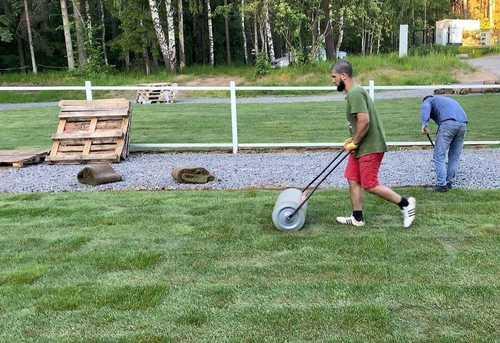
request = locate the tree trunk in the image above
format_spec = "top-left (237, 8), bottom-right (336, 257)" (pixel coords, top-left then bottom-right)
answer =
top-left (240, 0), bottom-right (248, 64)
top-left (207, 0), bottom-right (214, 66)
top-left (259, 21), bottom-right (267, 56)
top-left (23, 0), bottom-right (37, 74)
top-left (60, 0), bottom-right (75, 70)
top-left (263, 0), bottom-right (274, 60)
top-left (336, 7), bottom-right (344, 57)
top-left (72, 0), bottom-right (87, 67)
top-left (152, 46), bottom-right (159, 69)
top-left (16, 36), bottom-right (26, 69)
top-left (321, 0), bottom-right (335, 59)
top-left (224, 0), bottom-right (231, 64)
top-left (165, 0), bottom-right (176, 72)
top-left (125, 50), bottom-right (130, 71)
top-left (253, 14), bottom-right (259, 55)
top-left (148, 0), bottom-right (170, 68)
top-left (143, 46), bottom-right (151, 75)
top-left (98, 0), bottom-right (108, 65)
top-left (178, 0), bottom-right (186, 70)
top-left (85, 0), bottom-right (93, 43)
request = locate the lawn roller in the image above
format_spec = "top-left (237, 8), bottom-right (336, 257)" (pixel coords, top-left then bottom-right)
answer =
top-left (272, 149), bottom-right (349, 232)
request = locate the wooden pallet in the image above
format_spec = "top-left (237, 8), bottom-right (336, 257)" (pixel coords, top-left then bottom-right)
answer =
top-left (46, 99), bottom-right (132, 164)
top-left (0, 150), bottom-right (48, 168)
top-left (136, 83), bottom-right (177, 104)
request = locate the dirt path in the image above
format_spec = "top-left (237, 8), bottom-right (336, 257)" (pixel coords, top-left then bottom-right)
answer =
top-left (458, 55), bottom-right (500, 82)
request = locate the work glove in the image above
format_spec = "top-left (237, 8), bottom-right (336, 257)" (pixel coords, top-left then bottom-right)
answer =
top-left (343, 137), bottom-right (353, 145)
top-left (343, 138), bottom-right (358, 153)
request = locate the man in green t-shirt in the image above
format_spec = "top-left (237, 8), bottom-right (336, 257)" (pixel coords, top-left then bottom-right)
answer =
top-left (331, 60), bottom-right (416, 229)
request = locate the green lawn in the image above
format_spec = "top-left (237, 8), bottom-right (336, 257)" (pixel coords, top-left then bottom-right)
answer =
top-left (0, 189), bottom-right (499, 341)
top-left (1, 94), bottom-right (499, 150)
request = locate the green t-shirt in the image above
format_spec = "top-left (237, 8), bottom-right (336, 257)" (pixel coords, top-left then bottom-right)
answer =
top-left (345, 85), bottom-right (387, 158)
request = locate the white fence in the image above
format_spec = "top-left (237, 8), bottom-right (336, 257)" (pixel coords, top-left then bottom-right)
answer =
top-left (1, 81), bottom-right (499, 153)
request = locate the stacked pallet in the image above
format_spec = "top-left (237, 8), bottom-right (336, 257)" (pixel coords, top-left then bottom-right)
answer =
top-left (136, 83), bottom-right (177, 104)
top-left (47, 99), bottom-right (132, 164)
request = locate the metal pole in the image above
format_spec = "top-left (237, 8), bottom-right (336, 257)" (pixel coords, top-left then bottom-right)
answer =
top-left (369, 80), bottom-right (375, 101)
top-left (85, 81), bottom-right (93, 101)
top-left (230, 81), bottom-right (238, 154)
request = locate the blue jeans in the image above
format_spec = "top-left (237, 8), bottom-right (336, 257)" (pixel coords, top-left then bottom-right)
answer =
top-left (433, 121), bottom-right (467, 187)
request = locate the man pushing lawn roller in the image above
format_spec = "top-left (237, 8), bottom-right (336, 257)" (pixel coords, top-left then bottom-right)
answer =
top-left (332, 60), bottom-right (416, 229)
top-left (272, 61), bottom-right (416, 231)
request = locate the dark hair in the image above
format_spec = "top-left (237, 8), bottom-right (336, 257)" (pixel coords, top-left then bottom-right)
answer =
top-left (332, 60), bottom-right (353, 77)
top-left (423, 95), bottom-right (433, 102)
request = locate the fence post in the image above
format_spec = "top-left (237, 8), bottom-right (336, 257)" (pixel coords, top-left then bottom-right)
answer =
top-left (230, 81), bottom-right (238, 154)
top-left (369, 80), bottom-right (375, 101)
top-left (85, 81), bottom-right (93, 101)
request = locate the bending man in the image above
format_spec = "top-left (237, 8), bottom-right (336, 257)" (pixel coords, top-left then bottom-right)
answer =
top-left (421, 95), bottom-right (468, 192)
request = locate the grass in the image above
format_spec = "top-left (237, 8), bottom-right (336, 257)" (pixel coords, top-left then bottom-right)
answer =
top-left (1, 94), bottom-right (499, 150)
top-left (0, 189), bottom-right (499, 340)
top-left (0, 52), bottom-right (476, 103)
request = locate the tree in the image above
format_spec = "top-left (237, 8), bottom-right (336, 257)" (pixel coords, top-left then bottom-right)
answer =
top-left (240, 0), bottom-right (248, 64)
top-left (148, 0), bottom-right (170, 69)
top-left (72, 0), bottom-right (87, 67)
top-left (263, 0), bottom-right (274, 61)
top-left (165, 0), bottom-right (177, 71)
top-left (59, 0), bottom-right (75, 70)
top-left (178, 0), bottom-right (186, 69)
top-left (207, 0), bottom-right (214, 66)
top-left (98, 0), bottom-right (108, 65)
top-left (23, 0), bottom-right (37, 74)
top-left (224, 0), bottom-right (231, 64)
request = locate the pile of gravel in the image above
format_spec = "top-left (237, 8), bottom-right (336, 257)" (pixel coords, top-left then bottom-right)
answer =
top-left (0, 149), bottom-right (498, 194)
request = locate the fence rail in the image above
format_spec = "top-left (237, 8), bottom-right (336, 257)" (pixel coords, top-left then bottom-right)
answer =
top-left (1, 81), bottom-right (499, 153)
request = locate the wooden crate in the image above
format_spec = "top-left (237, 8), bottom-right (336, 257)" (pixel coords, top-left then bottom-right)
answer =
top-left (0, 150), bottom-right (48, 168)
top-left (136, 83), bottom-right (177, 104)
top-left (46, 99), bottom-right (132, 164)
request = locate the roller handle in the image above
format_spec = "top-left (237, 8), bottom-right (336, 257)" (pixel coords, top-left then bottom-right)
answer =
top-left (426, 133), bottom-right (435, 148)
top-left (302, 149), bottom-right (345, 192)
top-left (287, 150), bottom-right (349, 220)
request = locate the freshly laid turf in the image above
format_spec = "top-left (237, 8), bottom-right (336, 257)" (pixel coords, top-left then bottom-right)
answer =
top-left (0, 189), bottom-right (499, 341)
top-left (1, 94), bottom-right (499, 150)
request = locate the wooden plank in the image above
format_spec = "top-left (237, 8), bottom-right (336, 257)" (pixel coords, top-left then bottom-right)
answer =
top-left (47, 153), bottom-right (120, 162)
top-left (59, 99), bottom-right (130, 108)
top-left (59, 111), bottom-right (129, 119)
top-left (58, 138), bottom-right (118, 145)
top-left (52, 130), bottom-right (123, 140)
top-left (83, 118), bottom-right (98, 156)
top-left (97, 120), bottom-right (123, 130)
top-left (58, 145), bottom-right (85, 152)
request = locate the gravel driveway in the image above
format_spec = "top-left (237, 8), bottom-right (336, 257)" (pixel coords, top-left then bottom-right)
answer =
top-left (1, 149), bottom-right (498, 194)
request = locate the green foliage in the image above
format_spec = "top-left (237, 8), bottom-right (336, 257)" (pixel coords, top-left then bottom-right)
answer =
top-left (254, 52), bottom-right (271, 77)
top-left (0, 15), bottom-right (14, 43)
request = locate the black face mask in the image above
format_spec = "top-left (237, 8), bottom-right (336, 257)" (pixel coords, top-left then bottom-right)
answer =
top-left (337, 80), bottom-right (346, 92)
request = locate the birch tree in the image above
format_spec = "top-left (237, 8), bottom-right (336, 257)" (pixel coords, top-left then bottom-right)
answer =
top-left (263, 0), bottom-right (274, 61)
top-left (165, 0), bottom-right (176, 71)
top-left (72, 0), bottom-right (86, 67)
top-left (240, 0), bottom-right (248, 64)
top-left (178, 0), bottom-right (186, 69)
top-left (23, 0), bottom-right (37, 73)
top-left (60, 0), bottom-right (75, 70)
top-left (148, 0), bottom-right (170, 68)
top-left (207, 0), bottom-right (214, 66)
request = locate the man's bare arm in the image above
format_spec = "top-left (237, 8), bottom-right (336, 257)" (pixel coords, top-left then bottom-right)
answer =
top-left (353, 112), bottom-right (370, 145)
